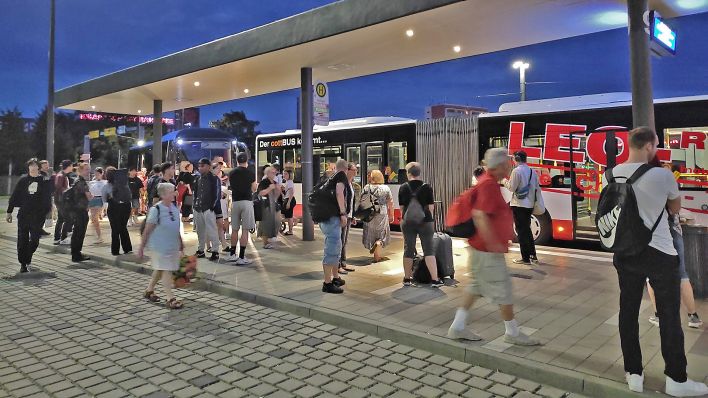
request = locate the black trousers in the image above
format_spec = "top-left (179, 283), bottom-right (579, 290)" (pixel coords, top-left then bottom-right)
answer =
top-left (70, 210), bottom-right (89, 259)
top-left (54, 208), bottom-right (73, 241)
top-left (17, 213), bottom-right (44, 266)
top-left (107, 202), bottom-right (132, 255)
top-left (512, 206), bottom-right (536, 261)
top-left (615, 246), bottom-right (686, 382)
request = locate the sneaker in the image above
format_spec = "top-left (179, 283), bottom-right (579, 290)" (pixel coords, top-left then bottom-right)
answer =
top-left (403, 278), bottom-right (413, 287)
top-left (236, 257), bottom-right (253, 265)
top-left (665, 377), bottom-right (708, 397)
top-left (512, 258), bottom-right (531, 265)
top-left (53, 240), bottom-right (60, 245)
top-left (625, 372), bottom-right (644, 393)
top-left (529, 256), bottom-right (541, 265)
top-left (59, 238), bottom-right (71, 245)
top-left (195, 251), bottom-right (206, 258)
top-left (648, 315), bottom-right (660, 327)
top-left (322, 282), bottom-right (343, 294)
top-left (72, 255), bottom-right (91, 263)
top-left (688, 314), bottom-right (703, 329)
top-left (332, 277), bottom-right (346, 287)
top-left (19, 264), bottom-right (28, 273)
top-left (40, 230), bottom-right (51, 236)
top-left (225, 254), bottom-right (239, 262)
top-left (337, 266), bottom-right (348, 275)
top-left (503, 332), bottom-right (541, 346)
top-left (209, 252), bottom-right (219, 262)
top-left (222, 246), bottom-right (231, 253)
top-left (447, 326), bottom-right (482, 341)
top-left (431, 279), bottom-right (444, 288)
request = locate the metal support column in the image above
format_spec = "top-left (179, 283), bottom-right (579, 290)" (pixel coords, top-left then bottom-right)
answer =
top-left (153, 100), bottom-right (163, 165)
top-left (300, 67), bottom-right (315, 241)
top-left (627, 0), bottom-right (655, 130)
top-left (46, 0), bottom-right (55, 170)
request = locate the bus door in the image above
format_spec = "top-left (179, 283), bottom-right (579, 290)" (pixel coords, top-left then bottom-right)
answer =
top-left (363, 142), bottom-right (384, 181)
top-left (313, 145), bottom-right (341, 177)
top-left (344, 144), bottom-right (362, 184)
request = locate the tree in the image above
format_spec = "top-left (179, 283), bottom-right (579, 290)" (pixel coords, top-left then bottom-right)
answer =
top-left (209, 111), bottom-right (260, 155)
top-left (0, 108), bottom-right (33, 175)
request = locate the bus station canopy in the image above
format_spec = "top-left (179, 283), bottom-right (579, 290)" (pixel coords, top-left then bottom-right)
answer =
top-left (55, 0), bottom-right (708, 115)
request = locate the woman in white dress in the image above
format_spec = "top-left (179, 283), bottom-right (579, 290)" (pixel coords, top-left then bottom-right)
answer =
top-left (362, 170), bottom-right (394, 263)
top-left (138, 182), bottom-right (185, 309)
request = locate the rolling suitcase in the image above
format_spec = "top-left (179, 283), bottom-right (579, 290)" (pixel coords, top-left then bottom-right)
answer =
top-left (433, 232), bottom-right (455, 279)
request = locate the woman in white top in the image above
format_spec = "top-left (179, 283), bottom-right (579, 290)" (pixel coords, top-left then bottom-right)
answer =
top-left (88, 167), bottom-right (107, 244)
top-left (138, 182), bottom-right (184, 309)
top-left (280, 170), bottom-right (296, 235)
top-left (362, 170), bottom-right (394, 263)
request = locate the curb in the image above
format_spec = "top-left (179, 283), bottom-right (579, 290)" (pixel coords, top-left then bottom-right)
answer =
top-left (1, 234), bottom-right (644, 398)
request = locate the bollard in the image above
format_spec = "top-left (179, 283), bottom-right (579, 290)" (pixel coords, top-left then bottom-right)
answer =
top-left (683, 224), bottom-right (708, 299)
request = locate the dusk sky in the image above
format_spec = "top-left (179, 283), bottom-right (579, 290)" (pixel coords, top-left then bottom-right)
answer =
top-left (2, 1), bottom-right (707, 133)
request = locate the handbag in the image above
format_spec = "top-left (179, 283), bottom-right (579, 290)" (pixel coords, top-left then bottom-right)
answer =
top-left (354, 186), bottom-right (381, 222)
top-left (532, 185), bottom-right (546, 216)
top-left (182, 194), bottom-right (193, 207)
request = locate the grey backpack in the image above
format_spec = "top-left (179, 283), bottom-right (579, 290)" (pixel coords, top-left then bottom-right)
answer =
top-left (403, 184), bottom-right (426, 224)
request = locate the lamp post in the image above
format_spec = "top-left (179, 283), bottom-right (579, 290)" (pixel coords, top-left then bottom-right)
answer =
top-left (512, 61), bottom-right (530, 101)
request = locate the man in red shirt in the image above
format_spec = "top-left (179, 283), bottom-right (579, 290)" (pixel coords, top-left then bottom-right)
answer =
top-left (446, 148), bottom-right (540, 346)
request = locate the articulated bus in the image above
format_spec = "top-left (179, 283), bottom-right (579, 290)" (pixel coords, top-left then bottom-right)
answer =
top-left (255, 93), bottom-right (708, 245)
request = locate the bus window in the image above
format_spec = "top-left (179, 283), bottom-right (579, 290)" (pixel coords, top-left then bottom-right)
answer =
top-left (284, 148), bottom-right (302, 183)
top-left (366, 144), bottom-right (383, 175)
top-left (345, 145), bottom-right (361, 184)
top-left (314, 145), bottom-right (341, 176)
top-left (387, 142), bottom-right (407, 184)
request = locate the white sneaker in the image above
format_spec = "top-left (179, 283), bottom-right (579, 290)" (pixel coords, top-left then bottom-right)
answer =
top-left (59, 238), bottom-right (71, 245)
top-left (225, 254), bottom-right (239, 262)
top-left (512, 258), bottom-right (531, 265)
top-left (447, 326), bottom-right (482, 341)
top-left (665, 377), bottom-right (708, 397)
top-left (625, 372), bottom-right (644, 393)
top-left (236, 257), bottom-right (253, 265)
top-left (503, 332), bottom-right (541, 346)
top-left (688, 314), bottom-right (703, 329)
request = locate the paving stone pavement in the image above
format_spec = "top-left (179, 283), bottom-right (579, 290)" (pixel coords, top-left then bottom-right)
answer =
top-left (0, 239), bottom-right (584, 398)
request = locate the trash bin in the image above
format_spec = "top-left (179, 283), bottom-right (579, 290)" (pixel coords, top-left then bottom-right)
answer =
top-left (683, 224), bottom-right (708, 299)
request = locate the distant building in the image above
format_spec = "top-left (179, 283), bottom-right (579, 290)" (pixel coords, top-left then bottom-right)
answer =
top-left (425, 104), bottom-right (487, 119)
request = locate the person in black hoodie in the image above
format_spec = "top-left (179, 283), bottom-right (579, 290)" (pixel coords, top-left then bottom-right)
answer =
top-left (6, 158), bottom-right (52, 273)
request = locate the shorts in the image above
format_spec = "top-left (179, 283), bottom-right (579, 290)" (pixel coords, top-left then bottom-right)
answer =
top-left (281, 197), bottom-right (296, 219)
top-left (88, 197), bottom-right (103, 208)
top-left (401, 220), bottom-right (434, 258)
top-left (319, 216), bottom-right (342, 266)
top-left (231, 200), bottom-right (256, 231)
top-left (467, 248), bottom-right (513, 305)
top-left (150, 251), bottom-right (180, 272)
top-left (131, 199), bottom-right (140, 209)
top-left (220, 199), bottom-right (228, 220)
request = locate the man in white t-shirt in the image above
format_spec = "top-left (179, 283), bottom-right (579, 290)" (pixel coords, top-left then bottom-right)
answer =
top-left (504, 151), bottom-right (540, 265)
top-left (602, 127), bottom-right (707, 397)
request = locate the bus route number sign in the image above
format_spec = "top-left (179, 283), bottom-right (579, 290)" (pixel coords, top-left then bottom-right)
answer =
top-left (314, 81), bottom-right (329, 127)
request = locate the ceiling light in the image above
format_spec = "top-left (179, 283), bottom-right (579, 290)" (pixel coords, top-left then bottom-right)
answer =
top-left (595, 10), bottom-right (628, 26)
top-left (243, 89), bottom-right (250, 94)
top-left (193, 81), bottom-right (200, 87)
top-left (406, 29), bottom-right (414, 37)
top-left (137, 109), bottom-right (142, 114)
top-left (91, 105), bottom-right (96, 110)
top-left (453, 45), bottom-right (461, 53)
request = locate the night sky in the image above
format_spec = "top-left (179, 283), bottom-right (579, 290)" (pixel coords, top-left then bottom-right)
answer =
top-left (1, 1), bottom-right (707, 133)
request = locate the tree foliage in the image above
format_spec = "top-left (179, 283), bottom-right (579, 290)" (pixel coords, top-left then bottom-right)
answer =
top-left (209, 110), bottom-right (260, 155)
top-left (0, 107), bottom-right (33, 175)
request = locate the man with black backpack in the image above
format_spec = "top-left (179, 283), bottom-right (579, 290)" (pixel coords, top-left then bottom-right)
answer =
top-left (53, 160), bottom-right (75, 245)
top-left (597, 127), bottom-right (707, 396)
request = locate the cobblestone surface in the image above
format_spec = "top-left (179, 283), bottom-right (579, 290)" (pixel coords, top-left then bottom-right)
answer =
top-left (0, 240), bottom-right (578, 398)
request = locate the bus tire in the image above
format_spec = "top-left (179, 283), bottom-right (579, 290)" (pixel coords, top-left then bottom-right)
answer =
top-left (512, 211), bottom-right (552, 246)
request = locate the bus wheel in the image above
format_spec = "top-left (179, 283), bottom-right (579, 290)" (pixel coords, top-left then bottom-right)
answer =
top-left (512, 211), bottom-right (552, 246)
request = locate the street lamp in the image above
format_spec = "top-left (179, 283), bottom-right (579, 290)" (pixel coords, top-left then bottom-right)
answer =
top-left (512, 60), bottom-right (530, 101)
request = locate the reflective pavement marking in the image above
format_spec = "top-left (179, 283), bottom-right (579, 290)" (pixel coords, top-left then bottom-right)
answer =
top-left (508, 247), bottom-right (613, 263)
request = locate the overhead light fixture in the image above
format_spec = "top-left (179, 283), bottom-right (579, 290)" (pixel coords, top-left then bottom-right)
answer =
top-left (594, 10), bottom-right (628, 26)
top-left (405, 29), bottom-right (414, 37)
top-left (453, 45), bottom-right (461, 53)
top-left (193, 81), bottom-right (200, 87)
top-left (243, 88), bottom-right (250, 94)
top-left (137, 109), bottom-right (142, 114)
top-left (91, 105), bottom-right (96, 110)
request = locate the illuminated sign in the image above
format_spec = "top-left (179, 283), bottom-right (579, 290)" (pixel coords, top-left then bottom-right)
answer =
top-left (79, 112), bottom-right (175, 125)
top-left (258, 136), bottom-right (327, 149)
top-left (649, 10), bottom-right (677, 56)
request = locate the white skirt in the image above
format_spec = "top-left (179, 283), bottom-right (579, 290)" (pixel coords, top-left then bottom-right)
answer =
top-left (151, 252), bottom-right (180, 271)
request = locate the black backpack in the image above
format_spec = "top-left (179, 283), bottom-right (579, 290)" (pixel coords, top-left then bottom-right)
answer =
top-left (146, 175), bottom-right (161, 204)
top-left (595, 164), bottom-right (664, 257)
top-left (111, 169), bottom-right (132, 204)
top-left (307, 175), bottom-right (339, 222)
top-left (61, 185), bottom-right (78, 213)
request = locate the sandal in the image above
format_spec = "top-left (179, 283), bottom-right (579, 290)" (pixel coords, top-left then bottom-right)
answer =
top-left (166, 298), bottom-right (184, 309)
top-left (369, 240), bottom-right (381, 254)
top-left (144, 291), bottom-right (159, 302)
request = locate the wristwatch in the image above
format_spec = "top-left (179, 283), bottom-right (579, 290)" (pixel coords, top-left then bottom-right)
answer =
top-left (340, 212), bottom-right (347, 216)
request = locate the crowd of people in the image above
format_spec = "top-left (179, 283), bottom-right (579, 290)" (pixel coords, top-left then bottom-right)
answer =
top-left (5, 127), bottom-right (707, 396)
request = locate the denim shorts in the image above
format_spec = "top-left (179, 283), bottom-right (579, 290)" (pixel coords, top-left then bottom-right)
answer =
top-left (319, 216), bottom-right (342, 266)
top-left (88, 197), bottom-right (103, 208)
